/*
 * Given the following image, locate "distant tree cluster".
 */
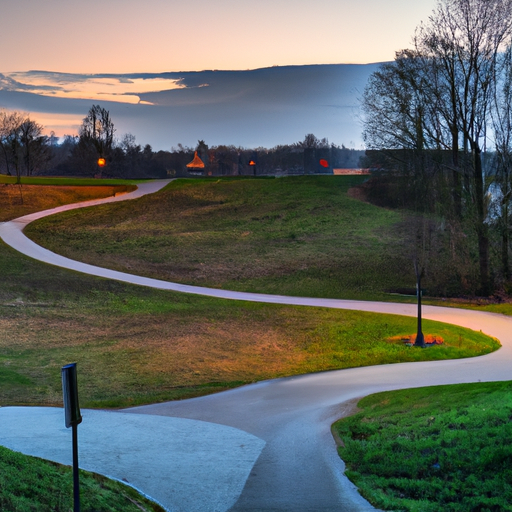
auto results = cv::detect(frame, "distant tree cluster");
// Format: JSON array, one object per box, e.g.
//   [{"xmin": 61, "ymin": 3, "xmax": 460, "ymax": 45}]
[
  {"xmin": 0, "ymin": 105, "xmax": 365, "ymax": 182},
  {"xmin": 0, "ymin": 110, "xmax": 51, "ymax": 183},
  {"xmin": 170, "ymin": 135, "xmax": 363, "ymax": 177},
  {"xmin": 361, "ymin": 0, "xmax": 512, "ymax": 297}
]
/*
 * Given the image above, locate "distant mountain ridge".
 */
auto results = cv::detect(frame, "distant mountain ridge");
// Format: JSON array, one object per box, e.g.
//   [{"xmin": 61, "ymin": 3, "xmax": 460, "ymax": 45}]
[{"xmin": 0, "ymin": 64, "xmax": 382, "ymax": 150}]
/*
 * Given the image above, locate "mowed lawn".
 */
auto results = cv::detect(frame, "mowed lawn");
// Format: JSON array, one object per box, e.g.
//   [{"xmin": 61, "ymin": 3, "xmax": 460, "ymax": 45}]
[
  {"xmin": 0, "ymin": 177, "xmax": 506, "ymax": 511},
  {"xmin": 0, "ymin": 182, "xmax": 166, "ymax": 512},
  {"xmin": 25, "ymin": 176, "xmax": 415, "ymax": 300},
  {"xmin": 334, "ymin": 382, "xmax": 512, "ymax": 511},
  {"xmin": 0, "ymin": 182, "xmax": 135, "ymax": 222},
  {"xmin": 0, "ymin": 177, "xmax": 498, "ymax": 408}
]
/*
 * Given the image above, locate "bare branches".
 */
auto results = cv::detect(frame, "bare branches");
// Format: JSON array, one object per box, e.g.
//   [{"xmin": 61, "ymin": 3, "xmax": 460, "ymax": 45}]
[
  {"xmin": 362, "ymin": 0, "xmax": 512, "ymax": 295},
  {"xmin": 0, "ymin": 110, "xmax": 49, "ymax": 182},
  {"xmin": 79, "ymin": 105, "xmax": 115, "ymax": 158}
]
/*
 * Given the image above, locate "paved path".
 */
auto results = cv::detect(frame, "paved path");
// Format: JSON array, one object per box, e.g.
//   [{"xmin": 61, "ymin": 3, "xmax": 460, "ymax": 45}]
[{"xmin": 0, "ymin": 179, "xmax": 511, "ymax": 511}]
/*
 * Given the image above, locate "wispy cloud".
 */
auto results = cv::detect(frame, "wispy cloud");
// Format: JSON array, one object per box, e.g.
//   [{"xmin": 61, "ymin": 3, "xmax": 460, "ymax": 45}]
[
  {"xmin": 0, "ymin": 65, "xmax": 377, "ymax": 149},
  {"xmin": 0, "ymin": 72, "xmax": 186, "ymax": 104}
]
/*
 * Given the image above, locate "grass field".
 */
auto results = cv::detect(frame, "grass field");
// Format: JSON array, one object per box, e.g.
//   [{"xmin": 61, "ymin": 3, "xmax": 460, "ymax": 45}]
[
  {"xmin": 0, "ymin": 180, "xmax": 164, "ymax": 511},
  {"xmin": 0, "ymin": 175, "xmax": 142, "ymax": 186},
  {"xmin": 25, "ymin": 174, "xmax": 512, "ymax": 313},
  {"xmin": 0, "ymin": 177, "xmax": 499, "ymax": 408},
  {"xmin": 0, "ymin": 182, "xmax": 135, "ymax": 222},
  {"xmin": 0, "ymin": 259, "xmax": 498, "ymax": 408},
  {"xmin": 0, "ymin": 446, "xmax": 164, "ymax": 511},
  {"xmin": 334, "ymin": 382, "xmax": 512, "ymax": 511},
  {"xmin": 26, "ymin": 176, "xmax": 417, "ymax": 300},
  {"xmin": 0, "ymin": 176, "xmax": 506, "ymax": 511}
]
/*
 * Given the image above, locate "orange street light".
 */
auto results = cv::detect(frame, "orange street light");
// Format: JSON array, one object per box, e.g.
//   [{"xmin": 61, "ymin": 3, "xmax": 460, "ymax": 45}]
[{"xmin": 97, "ymin": 158, "xmax": 106, "ymax": 168}]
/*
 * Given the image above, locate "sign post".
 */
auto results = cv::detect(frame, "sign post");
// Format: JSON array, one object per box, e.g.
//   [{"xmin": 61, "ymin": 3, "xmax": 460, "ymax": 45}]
[{"xmin": 62, "ymin": 363, "xmax": 82, "ymax": 512}]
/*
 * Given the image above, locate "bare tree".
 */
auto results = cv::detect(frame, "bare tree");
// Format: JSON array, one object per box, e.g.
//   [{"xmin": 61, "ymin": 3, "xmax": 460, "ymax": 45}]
[
  {"xmin": 79, "ymin": 105, "xmax": 115, "ymax": 157},
  {"xmin": 491, "ymin": 46, "xmax": 512, "ymax": 283},
  {"xmin": 417, "ymin": 0, "xmax": 512, "ymax": 294},
  {"xmin": 362, "ymin": 51, "xmax": 436, "ymax": 153},
  {"xmin": 75, "ymin": 105, "xmax": 115, "ymax": 176},
  {"xmin": 19, "ymin": 118, "xmax": 48, "ymax": 177},
  {"xmin": 0, "ymin": 109, "xmax": 24, "ymax": 180},
  {"xmin": 363, "ymin": 0, "xmax": 512, "ymax": 296}
]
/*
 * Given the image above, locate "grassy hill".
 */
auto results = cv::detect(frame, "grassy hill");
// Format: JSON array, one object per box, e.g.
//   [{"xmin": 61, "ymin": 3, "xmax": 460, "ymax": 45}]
[
  {"xmin": 0, "ymin": 176, "xmax": 506, "ymax": 511},
  {"xmin": 0, "ymin": 176, "xmax": 497, "ymax": 408},
  {"xmin": 334, "ymin": 381, "xmax": 512, "ymax": 511},
  {"xmin": 26, "ymin": 176, "xmax": 418, "ymax": 300}
]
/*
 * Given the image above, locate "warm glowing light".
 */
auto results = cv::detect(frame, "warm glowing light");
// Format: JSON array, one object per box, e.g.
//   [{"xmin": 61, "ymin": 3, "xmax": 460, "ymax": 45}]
[
  {"xmin": 97, "ymin": 158, "xmax": 106, "ymax": 167},
  {"xmin": 186, "ymin": 152, "xmax": 205, "ymax": 169},
  {"xmin": 249, "ymin": 160, "xmax": 256, "ymax": 166},
  {"xmin": 319, "ymin": 159, "xmax": 329, "ymax": 168}
]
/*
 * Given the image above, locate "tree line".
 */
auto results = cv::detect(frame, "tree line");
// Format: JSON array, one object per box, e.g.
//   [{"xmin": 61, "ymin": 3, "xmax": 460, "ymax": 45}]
[
  {"xmin": 0, "ymin": 110, "xmax": 51, "ymax": 183},
  {"xmin": 0, "ymin": 105, "xmax": 364, "ymax": 181},
  {"xmin": 361, "ymin": 0, "xmax": 512, "ymax": 297}
]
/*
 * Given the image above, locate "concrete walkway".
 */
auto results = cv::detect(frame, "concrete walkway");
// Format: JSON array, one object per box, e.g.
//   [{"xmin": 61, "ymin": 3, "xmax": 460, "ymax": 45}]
[
  {"xmin": 0, "ymin": 407, "xmax": 265, "ymax": 512},
  {"xmin": 0, "ymin": 179, "xmax": 511, "ymax": 511}
]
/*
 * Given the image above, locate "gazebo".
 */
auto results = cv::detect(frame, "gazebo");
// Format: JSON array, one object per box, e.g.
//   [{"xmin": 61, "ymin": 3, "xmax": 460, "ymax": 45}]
[{"xmin": 186, "ymin": 151, "xmax": 205, "ymax": 175}]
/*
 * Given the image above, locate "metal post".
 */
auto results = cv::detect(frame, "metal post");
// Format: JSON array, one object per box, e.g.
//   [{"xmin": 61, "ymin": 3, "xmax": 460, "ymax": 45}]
[
  {"xmin": 62, "ymin": 363, "xmax": 82, "ymax": 512},
  {"xmin": 72, "ymin": 423, "xmax": 80, "ymax": 512},
  {"xmin": 414, "ymin": 276, "xmax": 426, "ymax": 347}
]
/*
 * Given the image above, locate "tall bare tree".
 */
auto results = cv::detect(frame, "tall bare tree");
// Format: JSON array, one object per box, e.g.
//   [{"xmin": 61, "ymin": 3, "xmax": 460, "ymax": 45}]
[
  {"xmin": 491, "ymin": 46, "xmax": 512, "ymax": 283},
  {"xmin": 79, "ymin": 105, "xmax": 115, "ymax": 157},
  {"xmin": 19, "ymin": 118, "xmax": 47, "ymax": 177},
  {"xmin": 417, "ymin": 0, "xmax": 512, "ymax": 295},
  {"xmin": 75, "ymin": 105, "xmax": 115, "ymax": 176},
  {"xmin": 363, "ymin": 0, "xmax": 512, "ymax": 296},
  {"xmin": 0, "ymin": 110, "xmax": 50, "ymax": 183},
  {"xmin": 0, "ymin": 109, "xmax": 24, "ymax": 180}
]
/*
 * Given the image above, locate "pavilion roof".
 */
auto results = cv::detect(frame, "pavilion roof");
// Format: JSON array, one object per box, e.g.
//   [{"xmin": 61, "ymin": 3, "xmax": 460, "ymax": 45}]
[{"xmin": 186, "ymin": 151, "xmax": 205, "ymax": 168}]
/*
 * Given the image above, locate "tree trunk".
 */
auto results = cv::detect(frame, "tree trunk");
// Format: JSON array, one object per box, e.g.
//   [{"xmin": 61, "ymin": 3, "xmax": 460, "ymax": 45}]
[
  {"xmin": 451, "ymin": 128, "xmax": 462, "ymax": 219},
  {"xmin": 503, "ymin": 201, "xmax": 510, "ymax": 282},
  {"xmin": 414, "ymin": 259, "xmax": 426, "ymax": 348},
  {"xmin": 474, "ymin": 148, "xmax": 490, "ymax": 295},
  {"xmin": 1, "ymin": 144, "xmax": 12, "ymax": 176}
]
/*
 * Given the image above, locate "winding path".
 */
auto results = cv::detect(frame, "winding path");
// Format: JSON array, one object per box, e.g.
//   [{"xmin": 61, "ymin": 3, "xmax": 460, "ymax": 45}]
[{"xmin": 0, "ymin": 179, "xmax": 511, "ymax": 512}]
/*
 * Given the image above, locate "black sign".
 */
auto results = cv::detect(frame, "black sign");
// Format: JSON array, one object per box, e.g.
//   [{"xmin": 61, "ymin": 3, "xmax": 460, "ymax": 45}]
[{"xmin": 62, "ymin": 363, "xmax": 82, "ymax": 428}]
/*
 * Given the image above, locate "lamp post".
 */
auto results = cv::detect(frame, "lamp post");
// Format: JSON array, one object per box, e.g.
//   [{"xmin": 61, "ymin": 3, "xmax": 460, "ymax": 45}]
[{"xmin": 414, "ymin": 260, "xmax": 426, "ymax": 348}]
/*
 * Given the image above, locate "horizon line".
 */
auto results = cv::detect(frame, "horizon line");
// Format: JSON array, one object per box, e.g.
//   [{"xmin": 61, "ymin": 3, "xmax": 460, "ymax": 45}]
[{"xmin": 3, "ymin": 62, "xmax": 389, "ymax": 76}]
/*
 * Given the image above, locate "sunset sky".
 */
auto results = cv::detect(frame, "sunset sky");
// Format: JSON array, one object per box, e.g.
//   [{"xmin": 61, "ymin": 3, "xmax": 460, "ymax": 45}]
[
  {"xmin": 4, "ymin": 0, "xmax": 437, "ymax": 73},
  {"xmin": 1, "ymin": 0, "xmax": 439, "ymax": 149}
]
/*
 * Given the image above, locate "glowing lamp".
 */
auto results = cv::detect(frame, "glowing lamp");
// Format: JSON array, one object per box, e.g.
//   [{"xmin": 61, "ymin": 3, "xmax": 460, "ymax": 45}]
[
  {"xmin": 97, "ymin": 158, "xmax": 106, "ymax": 167},
  {"xmin": 319, "ymin": 159, "xmax": 329, "ymax": 168},
  {"xmin": 249, "ymin": 160, "xmax": 256, "ymax": 166}
]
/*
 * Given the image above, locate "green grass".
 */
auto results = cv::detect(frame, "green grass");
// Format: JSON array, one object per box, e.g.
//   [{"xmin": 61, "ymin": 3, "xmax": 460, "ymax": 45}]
[
  {"xmin": 0, "ymin": 446, "xmax": 164, "ymax": 511},
  {"xmin": 333, "ymin": 382, "xmax": 512, "ymax": 511},
  {"xmin": 482, "ymin": 304, "xmax": 512, "ymax": 315},
  {"xmin": 0, "ymin": 176, "xmax": 494, "ymax": 408},
  {"xmin": 26, "ymin": 176, "xmax": 415, "ymax": 301},
  {"xmin": 0, "ymin": 182, "xmax": 137, "ymax": 223},
  {"xmin": 0, "ymin": 237, "xmax": 498, "ymax": 408},
  {"xmin": 0, "ymin": 176, "xmax": 507, "ymax": 510}
]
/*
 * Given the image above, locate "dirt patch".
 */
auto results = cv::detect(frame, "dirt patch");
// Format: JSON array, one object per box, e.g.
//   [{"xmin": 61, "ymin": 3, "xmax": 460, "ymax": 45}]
[
  {"xmin": 387, "ymin": 334, "xmax": 444, "ymax": 346},
  {"xmin": 346, "ymin": 185, "xmax": 369, "ymax": 202}
]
